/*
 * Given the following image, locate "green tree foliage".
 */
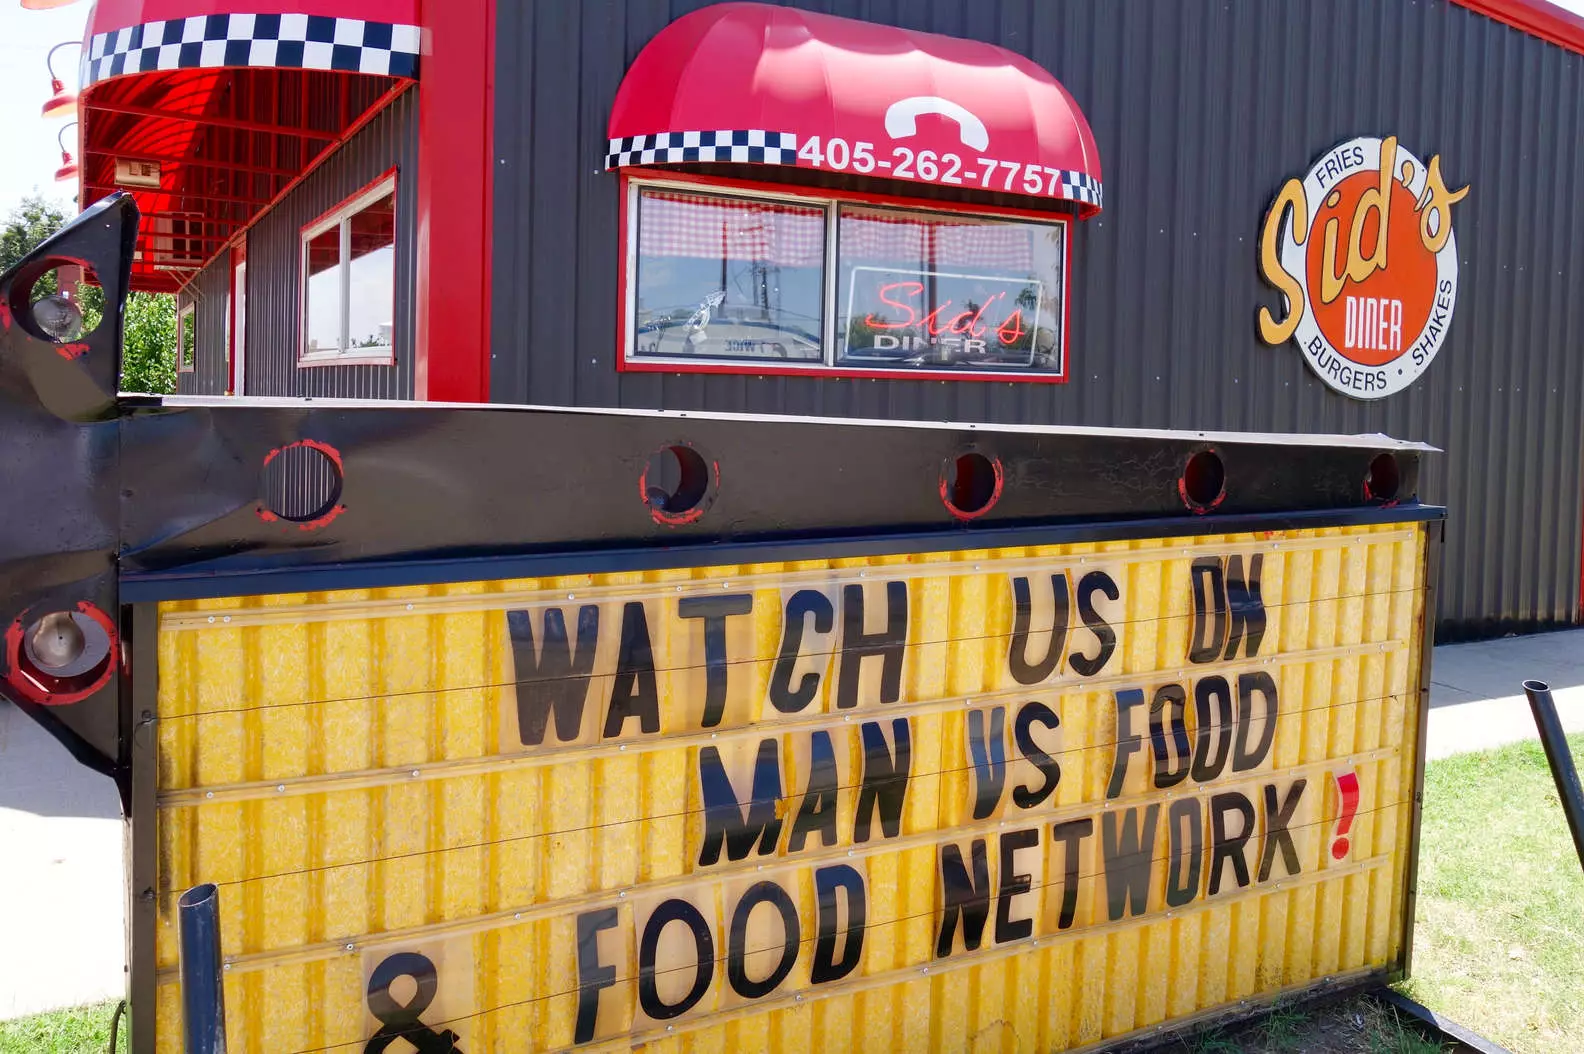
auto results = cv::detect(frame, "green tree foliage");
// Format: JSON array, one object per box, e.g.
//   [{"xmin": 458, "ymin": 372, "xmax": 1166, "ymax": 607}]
[
  {"xmin": 0, "ymin": 196, "xmax": 69, "ymax": 275},
  {"xmin": 121, "ymin": 287, "xmax": 177, "ymax": 394},
  {"xmin": 0, "ymin": 194, "xmax": 178, "ymax": 394}
]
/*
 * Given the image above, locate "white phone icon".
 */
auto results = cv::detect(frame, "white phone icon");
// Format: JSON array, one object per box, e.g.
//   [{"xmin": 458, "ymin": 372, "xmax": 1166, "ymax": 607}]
[{"xmin": 883, "ymin": 96, "xmax": 990, "ymax": 151}]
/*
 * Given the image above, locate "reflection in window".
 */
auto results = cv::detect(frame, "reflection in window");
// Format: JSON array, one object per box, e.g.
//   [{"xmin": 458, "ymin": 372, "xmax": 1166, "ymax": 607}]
[
  {"xmin": 299, "ymin": 176, "xmax": 396, "ymax": 362},
  {"xmin": 177, "ymin": 303, "xmax": 196, "ymax": 373},
  {"xmin": 304, "ymin": 225, "xmax": 341, "ymax": 354},
  {"xmin": 633, "ymin": 189, "xmax": 824, "ymax": 361},
  {"xmin": 347, "ymin": 192, "xmax": 395, "ymax": 352},
  {"xmin": 836, "ymin": 205, "xmax": 1064, "ymax": 373}
]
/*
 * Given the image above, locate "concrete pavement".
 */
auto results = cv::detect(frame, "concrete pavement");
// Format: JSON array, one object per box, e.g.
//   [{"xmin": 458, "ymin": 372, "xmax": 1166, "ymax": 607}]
[
  {"xmin": 0, "ymin": 700, "xmax": 125, "ymax": 1020},
  {"xmin": 1425, "ymin": 627, "xmax": 1584, "ymax": 760},
  {"xmin": 0, "ymin": 628, "xmax": 1581, "ymax": 1020}
]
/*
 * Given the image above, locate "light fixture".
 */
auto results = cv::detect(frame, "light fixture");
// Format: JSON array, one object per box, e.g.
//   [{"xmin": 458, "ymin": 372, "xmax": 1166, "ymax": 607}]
[
  {"xmin": 20, "ymin": 0, "xmax": 87, "ymax": 10},
  {"xmin": 54, "ymin": 121, "xmax": 79, "ymax": 182},
  {"xmin": 41, "ymin": 41, "xmax": 79, "ymax": 120}
]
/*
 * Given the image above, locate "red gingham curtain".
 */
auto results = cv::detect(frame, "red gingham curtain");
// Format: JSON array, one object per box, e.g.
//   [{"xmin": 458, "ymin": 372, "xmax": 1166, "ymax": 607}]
[
  {"xmin": 639, "ymin": 190, "xmax": 825, "ymax": 267},
  {"xmin": 839, "ymin": 210, "xmax": 1036, "ymax": 271},
  {"xmin": 638, "ymin": 190, "xmax": 1042, "ymax": 272}
]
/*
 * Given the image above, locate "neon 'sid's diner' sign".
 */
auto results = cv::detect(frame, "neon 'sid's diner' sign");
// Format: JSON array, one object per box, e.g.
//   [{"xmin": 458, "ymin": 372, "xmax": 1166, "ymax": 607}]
[
  {"xmin": 843, "ymin": 266, "xmax": 1061, "ymax": 372},
  {"xmin": 150, "ymin": 526, "xmax": 1430, "ymax": 1053}
]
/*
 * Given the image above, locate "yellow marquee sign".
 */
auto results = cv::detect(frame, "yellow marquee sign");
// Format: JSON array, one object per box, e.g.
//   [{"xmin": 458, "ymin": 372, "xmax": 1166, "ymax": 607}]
[{"xmin": 151, "ymin": 522, "xmax": 1429, "ymax": 1052}]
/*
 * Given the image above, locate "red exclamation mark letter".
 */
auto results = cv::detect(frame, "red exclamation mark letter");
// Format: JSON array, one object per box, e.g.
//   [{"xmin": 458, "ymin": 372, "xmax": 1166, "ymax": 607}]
[{"xmin": 1332, "ymin": 770, "xmax": 1360, "ymax": 860}]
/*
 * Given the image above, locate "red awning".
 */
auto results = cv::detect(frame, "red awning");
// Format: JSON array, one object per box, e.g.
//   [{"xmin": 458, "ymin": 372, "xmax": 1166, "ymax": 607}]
[
  {"xmin": 605, "ymin": 3, "xmax": 1103, "ymax": 216},
  {"xmin": 74, "ymin": 1, "xmax": 418, "ymax": 292}
]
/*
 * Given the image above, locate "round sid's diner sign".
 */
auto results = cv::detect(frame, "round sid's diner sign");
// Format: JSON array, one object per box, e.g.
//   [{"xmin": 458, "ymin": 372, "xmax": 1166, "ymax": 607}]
[{"xmin": 1257, "ymin": 136, "xmax": 1468, "ymax": 400}]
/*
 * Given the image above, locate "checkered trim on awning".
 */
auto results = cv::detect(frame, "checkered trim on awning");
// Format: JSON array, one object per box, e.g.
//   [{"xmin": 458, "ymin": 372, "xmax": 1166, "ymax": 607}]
[
  {"xmin": 605, "ymin": 131, "xmax": 799, "ymax": 169},
  {"xmin": 1059, "ymin": 172, "xmax": 1103, "ymax": 210},
  {"xmin": 81, "ymin": 14, "xmax": 420, "ymax": 87}
]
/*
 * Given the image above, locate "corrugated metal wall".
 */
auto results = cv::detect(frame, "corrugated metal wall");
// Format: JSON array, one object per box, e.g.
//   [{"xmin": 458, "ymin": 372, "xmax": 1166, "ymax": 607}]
[
  {"xmin": 175, "ymin": 247, "xmax": 230, "ymax": 397},
  {"xmin": 490, "ymin": 0, "xmax": 1584, "ymax": 641},
  {"xmin": 243, "ymin": 86, "xmax": 419, "ymax": 399}
]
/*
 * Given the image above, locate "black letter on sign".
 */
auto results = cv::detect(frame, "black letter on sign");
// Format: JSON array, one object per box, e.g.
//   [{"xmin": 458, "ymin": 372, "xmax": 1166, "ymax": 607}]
[
  {"xmin": 1188, "ymin": 557, "xmax": 1228, "ymax": 664},
  {"xmin": 1233, "ymin": 671, "xmax": 1279, "ymax": 772},
  {"xmin": 1191, "ymin": 676, "xmax": 1235, "ymax": 783},
  {"xmin": 605, "ymin": 602, "xmax": 660, "ymax": 738},
  {"xmin": 995, "ymin": 827, "xmax": 1040, "ymax": 943},
  {"xmin": 365, "ymin": 952, "xmax": 460, "ymax": 1054},
  {"xmin": 1102, "ymin": 804, "xmax": 1160, "ymax": 921},
  {"xmin": 1223, "ymin": 555, "xmax": 1266, "ymax": 659},
  {"xmin": 1049, "ymin": 818, "xmax": 1094, "ymax": 930},
  {"xmin": 968, "ymin": 706, "xmax": 1007, "ymax": 820},
  {"xmin": 1208, "ymin": 792, "xmax": 1257, "ymax": 895},
  {"xmin": 787, "ymin": 730, "xmax": 839, "ymax": 853},
  {"xmin": 1107, "ymin": 688, "xmax": 1146, "ymax": 799},
  {"xmin": 1012, "ymin": 701, "xmax": 1061, "ymax": 810},
  {"xmin": 1165, "ymin": 797, "xmax": 1203, "ymax": 909},
  {"xmin": 638, "ymin": 899, "xmax": 714, "ymax": 1021},
  {"xmin": 508, "ymin": 605, "xmax": 600, "ymax": 746},
  {"xmin": 697, "ymin": 739, "xmax": 784, "ymax": 867},
  {"xmin": 575, "ymin": 908, "xmax": 619, "ymax": 1043},
  {"xmin": 679, "ymin": 593, "xmax": 753, "ymax": 729},
  {"xmin": 1258, "ymin": 780, "xmax": 1307, "ymax": 883},
  {"xmin": 1008, "ymin": 575, "xmax": 1069, "ymax": 684},
  {"xmin": 936, "ymin": 839, "xmax": 991, "ymax": 957},
  {"xmin": 854, "ymin": 719, "xmax": 911, "ymax": 843},
  {"xmin": 1149, "ymin": 683, "xmax": 1191, "ymax": 789},
  {"xmin": 1068, "ymin": 571, "xmax": 1119, "ymax": 677},
  {"xmin": 728, "ymin": 881, "xmax": 799, "ymax": 1000},
  {"xmin": 812, "ymin": 864, "xmax": 866, "ymax": 985},
  {"xmin": 837, "ymin": 581, "xmax": 908, "ymax": 709},
  {"xmin": 769, "ymin": 589, "xmax": 833, "ymax": 714}
]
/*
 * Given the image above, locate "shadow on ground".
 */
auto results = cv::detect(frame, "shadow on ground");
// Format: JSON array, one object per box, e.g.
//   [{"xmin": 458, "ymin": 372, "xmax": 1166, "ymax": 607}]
[{"xmin": 0, "ymin": 701, "xmax": 119, "ymax": 820}]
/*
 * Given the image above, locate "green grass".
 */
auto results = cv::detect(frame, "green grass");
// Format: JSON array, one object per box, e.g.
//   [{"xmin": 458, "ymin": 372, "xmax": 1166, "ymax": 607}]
[
  {"xmin": 0, "ymin": 1000, "xmax": 125, "ymax": 1054},
  {"xmin": 1164, "ymin": 993, "xmax": 1447, "ymax": 1053},
  {"xmin": 1405, "ymin": 732, "xmax": 1584, "ymax": 1053}
]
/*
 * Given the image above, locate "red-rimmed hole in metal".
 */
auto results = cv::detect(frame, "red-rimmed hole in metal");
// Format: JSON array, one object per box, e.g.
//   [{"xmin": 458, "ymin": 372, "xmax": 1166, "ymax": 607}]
[
  {"xmin": 641, "ymin": 444, "xmax": 716, "ymax": 526},
  {"xmin": 9, "ymin": 257, "xmax": 100, "ymax": 351},
  {"xmin": 1364, "ymin": 452, "xmax": 1401, "ymax": 504},
  {"xmin": 3, "ymin": 602, "xmax": 117, "ymax": 706},
  {"xmin": 1179, "ymin": 449, "xmax": 1226, "ymax": 513},
  {"xmin": 258, "ymin": 439, "xmax": 345, "ymax": 530},
  {"xmin": 940, "ymin": 451, "xmax": 1003, "ymax": 520}
]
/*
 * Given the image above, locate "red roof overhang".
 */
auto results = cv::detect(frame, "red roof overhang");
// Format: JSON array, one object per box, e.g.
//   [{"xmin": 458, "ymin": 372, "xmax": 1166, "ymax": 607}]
[
  {"xmin": 75, "ymin": 1, "xmax": 418, "ymax": 293},
  {"xmin": 1452, "ymin": 0, "xmax": 1584, "ymax": 57},
  {"xmin": 605, "ymin": 2, "xmax": 1104, "ymax": 216}
]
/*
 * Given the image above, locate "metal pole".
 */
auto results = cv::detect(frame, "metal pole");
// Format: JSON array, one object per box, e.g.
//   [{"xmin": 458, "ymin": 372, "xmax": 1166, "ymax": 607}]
[
  {"xmin": 1523, "ymin": 679, "xmax": 1584, "ymax": 874},
  {"xmin": 177, "ymin": 883, "xmax": 228, "ymax": 1054}
]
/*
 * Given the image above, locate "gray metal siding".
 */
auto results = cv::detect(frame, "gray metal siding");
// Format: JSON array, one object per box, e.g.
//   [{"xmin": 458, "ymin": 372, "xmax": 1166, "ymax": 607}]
[
  {"xmin": 491, "ymin": 0, "xmax": 1584, "ymax": 640},
  {"xmin": 175, "ymin": 247, "xmax": 231, "ymax": 397},
  {"xmin": 244, "ymin": 87, "xmax": 418, "ymax": 399}
]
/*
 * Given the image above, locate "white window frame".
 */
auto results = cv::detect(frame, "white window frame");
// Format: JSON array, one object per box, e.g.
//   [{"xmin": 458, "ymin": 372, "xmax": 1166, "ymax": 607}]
[
  {"xmin": 176, "ymin": 301, "xmax": 196, "ymax": 374},
  {"xmin": 622, "ymin": 175, "xmax": 1071, "ymax": 381},
  {"xmin": 298, "ymin": 172, "xmax": 397, "ymax": 367}
]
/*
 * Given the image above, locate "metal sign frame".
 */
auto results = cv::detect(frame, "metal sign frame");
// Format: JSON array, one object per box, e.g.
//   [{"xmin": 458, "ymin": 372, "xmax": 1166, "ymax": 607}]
[{"xmin": 0, "ymin": 196, "xmax": 1444, "ymax": 1054}]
